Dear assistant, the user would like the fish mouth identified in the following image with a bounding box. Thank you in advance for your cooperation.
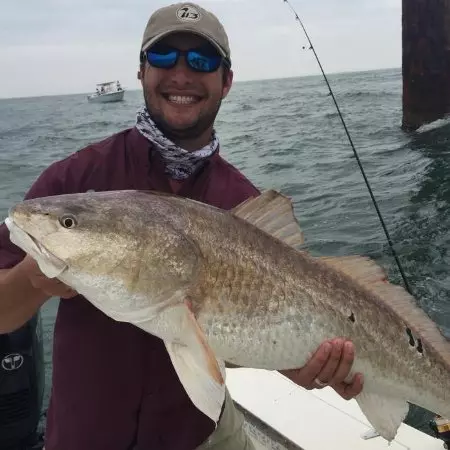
[4,217,68,279]
[28,233,47,254]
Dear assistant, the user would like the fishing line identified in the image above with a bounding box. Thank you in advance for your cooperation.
[282,0,413,296]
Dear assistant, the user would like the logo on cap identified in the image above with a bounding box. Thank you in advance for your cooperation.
[177,5,201,22]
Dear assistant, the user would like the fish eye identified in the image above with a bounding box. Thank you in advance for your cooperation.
[59,214,77,229]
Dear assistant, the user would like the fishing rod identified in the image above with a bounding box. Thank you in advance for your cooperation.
[282,0,414,296]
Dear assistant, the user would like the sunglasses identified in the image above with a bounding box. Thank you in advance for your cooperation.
[145,44,230,73]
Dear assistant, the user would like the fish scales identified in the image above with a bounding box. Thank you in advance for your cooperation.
[6,189,450,441]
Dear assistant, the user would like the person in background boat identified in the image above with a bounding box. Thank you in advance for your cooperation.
[117,81,122,91]
[0,3,363,450]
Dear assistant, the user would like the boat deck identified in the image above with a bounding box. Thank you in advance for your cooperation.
[227,368,444,450]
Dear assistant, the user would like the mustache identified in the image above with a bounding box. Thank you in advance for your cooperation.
[158,83,207,97]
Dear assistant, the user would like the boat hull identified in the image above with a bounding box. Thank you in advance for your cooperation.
[87,90,125,103]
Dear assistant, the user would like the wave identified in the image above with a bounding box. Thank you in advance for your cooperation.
[340,90,400,100]
[416,116,450,134]
[261,162,293,174]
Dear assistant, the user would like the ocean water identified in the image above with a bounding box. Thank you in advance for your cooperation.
[1,67,450,437]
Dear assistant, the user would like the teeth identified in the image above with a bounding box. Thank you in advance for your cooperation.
[168,95,197,105]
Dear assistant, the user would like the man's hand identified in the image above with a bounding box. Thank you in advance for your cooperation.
[280,338,363,401]
[18,255,78,299]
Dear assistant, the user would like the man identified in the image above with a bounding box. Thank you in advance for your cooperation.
[0,3,363,449]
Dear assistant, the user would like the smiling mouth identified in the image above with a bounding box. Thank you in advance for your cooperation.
[163,94,202,105]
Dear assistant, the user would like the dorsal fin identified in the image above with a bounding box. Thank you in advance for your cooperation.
[231,190,305,248]
[318,255,450,370]
[318,255,389,286]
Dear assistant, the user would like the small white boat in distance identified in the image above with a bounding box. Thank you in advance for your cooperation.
[87,81,125,103]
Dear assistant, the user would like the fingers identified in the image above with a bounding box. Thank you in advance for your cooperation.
[29,271,78,299]
[329,341,355,384]
[40,279,78,299]
[60,289,78,299]
[314,338,345,386]
[300,342,333,388]
[19,254,78,299]
[44,285,78,299]
[281,341,333,389]
[332,373,364,400]
[280,339,364,401]
[315,340,364,400]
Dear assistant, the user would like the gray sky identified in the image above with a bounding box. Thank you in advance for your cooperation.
[0,0,401,99]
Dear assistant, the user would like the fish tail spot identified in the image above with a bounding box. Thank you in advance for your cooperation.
[417,338,423,354]
[406,327,415,347]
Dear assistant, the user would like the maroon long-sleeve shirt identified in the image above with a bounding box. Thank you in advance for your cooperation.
[0,127,260,450]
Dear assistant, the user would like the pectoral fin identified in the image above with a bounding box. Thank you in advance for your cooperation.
[163,302,226,424]
[121,289,225,424]
[356,390,409,442]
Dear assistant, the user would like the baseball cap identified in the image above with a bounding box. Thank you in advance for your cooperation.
[141,3,231,63]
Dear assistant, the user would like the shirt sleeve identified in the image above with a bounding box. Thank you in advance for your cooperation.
[0,159,72,269]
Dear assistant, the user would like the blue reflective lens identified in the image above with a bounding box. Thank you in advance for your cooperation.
[147,50,179,69]
[186,50,222,72]
[146,47,224,73]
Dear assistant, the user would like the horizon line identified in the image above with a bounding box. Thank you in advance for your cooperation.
[0,66,400,101]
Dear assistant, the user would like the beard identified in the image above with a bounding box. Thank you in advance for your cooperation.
[144,93,222,142]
